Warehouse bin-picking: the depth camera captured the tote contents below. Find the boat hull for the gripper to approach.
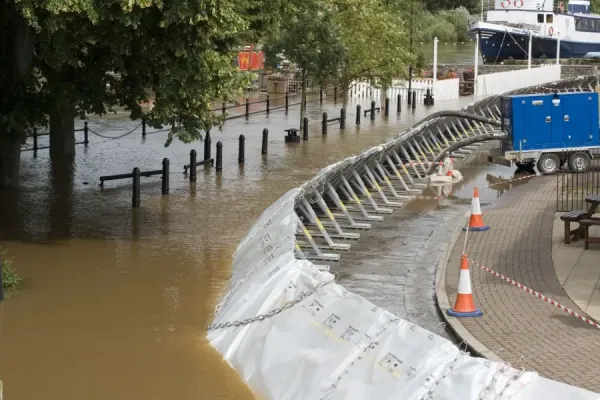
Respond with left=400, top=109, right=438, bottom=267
left=471, top=27, right=600, bottom=63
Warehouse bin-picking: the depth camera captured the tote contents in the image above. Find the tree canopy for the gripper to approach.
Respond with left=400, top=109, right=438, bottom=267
left=1, top=0, right=273, bottom=147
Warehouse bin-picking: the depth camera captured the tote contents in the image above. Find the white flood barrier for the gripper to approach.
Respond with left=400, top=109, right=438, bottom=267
left=208, top=76, right=600, bottom=400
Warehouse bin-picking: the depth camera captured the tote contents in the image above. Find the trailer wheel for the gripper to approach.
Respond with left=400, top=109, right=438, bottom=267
left=536, top=153, right=560, bottom=174
left=568, top=152, right=591, bottom=173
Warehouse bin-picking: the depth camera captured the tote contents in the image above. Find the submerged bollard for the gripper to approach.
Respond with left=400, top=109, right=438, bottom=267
left=161, top=158, right=170, bottom=195
left=222, top=102, right=226, bottom=115
left=141, top=119, right=146, bottom=138
left=245, top=98, right=250, bottom=118
left=132, top=167, right=141, bottom=208
left=303, top=117, right=309, bottom=140
left=266, top=95, right=270, bottom=114
left=285, top=91, right=289, bottom=112
left=397, top=94, right=402, bottom=113
left=412, top=91, right=417, bottom=109
left=84, top=121, right=89, bottom=146
left=320, top=87, right=323, bottom=104
left=204, top=131, right=211, bottom=161
left=385, top=98, right=390, bottom=117
left=370, top=101, right=376, bottom=121
left=33, top=127, right=38, bottom=157
left=189, top=149, right=197, bottom=182
left=238, top=134, right=245, bottom=163
left=356, top=105, right=361, bottom=124
left=261, top=128, right=268, bottom=155
left=340, top=108, right=346, bottom=129
left=216, top=141, right=223, bottom=172
left=322, top=112, right=328, bottom=135
left=408, top=90, right=412, bottom=105
left=334, top=86, right=337, bottom=103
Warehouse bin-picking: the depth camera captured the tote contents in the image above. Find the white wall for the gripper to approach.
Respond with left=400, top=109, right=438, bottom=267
left=476, top=64, right=561, bottom=97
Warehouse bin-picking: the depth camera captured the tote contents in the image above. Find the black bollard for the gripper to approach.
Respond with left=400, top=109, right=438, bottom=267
left=261, top=128, right=268, bottom=155
left=408, top=90, right=412, bottom=105
left=132, top=167, right=141, bottom=208
left=397, top=94, right=402, bottom=113
left=320, top=87, right=323, bottom=104
left=356, top=105, right=361, bottom=124
left=334, top=86, right=337, bottom=103
left=0, top=255, right=3, bottom=302
left=204, top=131, right=211, bottom=161
left=285, top=91, right=289, bottom=112
left=222, top=102, right=226, bottom=115
left=84, top=121, right=89, bottom=146
left=33, top=127, right=38, bottom=157
left=161, top=158, right=170, bottom=195
left=340, top=108, right=346, bottom=129
left=216, top=141, right=223, bottom=172
left=266, top=95, right=270, bottom=114
left=245, top=98, right=250, bottom=118
left=425, top=88, right=430, bottom=105
left=412, top=91, right=417, bottom=109
left=385, top=98, right=390, bottom=117
left=370, top=101, right=376, bottom=121
left=141, top=119, right=146, bottom=138
left=303, top=117, right=309, bottom=140
left=238, top=134, right=245, bottom=163
left=189, top=149, right=197, bottom=182
left=322, top=112, right=328, bottom=135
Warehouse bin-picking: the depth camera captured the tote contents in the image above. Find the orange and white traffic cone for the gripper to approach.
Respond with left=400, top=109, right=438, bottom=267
left=464, top=187, right=490, bottom=231
left=447, top=254, right=483, bottom=318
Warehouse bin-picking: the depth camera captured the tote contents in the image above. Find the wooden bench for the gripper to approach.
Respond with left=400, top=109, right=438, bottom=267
left=560, top=211, right=588, bottom=244
left=580, top=219, right=600, bottom=250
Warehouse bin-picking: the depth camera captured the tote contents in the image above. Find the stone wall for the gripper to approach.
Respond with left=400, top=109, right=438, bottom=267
left=431, top=63, right=598, bottom=80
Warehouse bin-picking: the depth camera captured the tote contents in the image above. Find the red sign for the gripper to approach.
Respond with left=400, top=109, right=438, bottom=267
left=237, top=44, right=265, bottom=71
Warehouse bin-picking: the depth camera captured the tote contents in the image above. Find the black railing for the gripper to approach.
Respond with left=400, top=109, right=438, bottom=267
left=557, top=154, right=600, bottom=211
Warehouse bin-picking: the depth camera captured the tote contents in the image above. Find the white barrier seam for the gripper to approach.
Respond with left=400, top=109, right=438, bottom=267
left=467, top=257, right=600, bottom=330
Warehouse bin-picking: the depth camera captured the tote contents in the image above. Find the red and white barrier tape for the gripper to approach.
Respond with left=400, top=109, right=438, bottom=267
left=485, top=174, right=538, bottom=189
left=467, top=257, right=600, bottom=330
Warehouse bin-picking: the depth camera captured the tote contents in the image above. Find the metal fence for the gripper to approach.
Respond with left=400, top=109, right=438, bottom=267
left=557, top=153, right=600, bottom=211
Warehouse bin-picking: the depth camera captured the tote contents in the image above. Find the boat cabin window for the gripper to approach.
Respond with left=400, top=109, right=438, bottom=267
left=537, top=14, right=544, bottom=23
left=575, top=16, right=600, bottom=32
left=546, top=14, right=553, bottom=23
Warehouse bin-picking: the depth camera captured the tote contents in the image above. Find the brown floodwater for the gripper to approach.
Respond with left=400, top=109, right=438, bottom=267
left=0, top=93, right=506, bottom=400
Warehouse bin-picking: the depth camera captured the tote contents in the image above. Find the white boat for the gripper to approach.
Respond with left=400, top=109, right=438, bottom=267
left=469, top=0, right=600, bottom=63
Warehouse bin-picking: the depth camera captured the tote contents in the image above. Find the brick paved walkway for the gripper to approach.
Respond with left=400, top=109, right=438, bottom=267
left=445, top=175, right=600, bottom=393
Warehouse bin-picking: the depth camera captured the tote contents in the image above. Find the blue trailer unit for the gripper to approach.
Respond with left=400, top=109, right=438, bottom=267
left=500, top=91, right=600, bottom=174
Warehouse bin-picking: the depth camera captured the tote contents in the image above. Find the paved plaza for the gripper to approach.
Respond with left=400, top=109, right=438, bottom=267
left=438, top=176, right=600, bottom=393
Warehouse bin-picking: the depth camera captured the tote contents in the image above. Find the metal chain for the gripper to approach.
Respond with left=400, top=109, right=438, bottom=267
left=207, top=278, right=334, bottom=331
left=88, top=121, right=142, bottom=139
left=213, top=233, right=294, bottom=316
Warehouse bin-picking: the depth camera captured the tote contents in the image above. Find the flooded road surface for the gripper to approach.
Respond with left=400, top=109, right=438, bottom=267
left=0, top=94, right=514, bottom=400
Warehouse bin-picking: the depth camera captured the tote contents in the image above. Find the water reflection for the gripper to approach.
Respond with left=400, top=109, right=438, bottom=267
left=0, top=95, right=492, bottom=400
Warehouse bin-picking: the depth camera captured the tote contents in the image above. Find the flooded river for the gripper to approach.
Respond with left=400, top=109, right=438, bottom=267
left=0, top=93, right=513, bottom=399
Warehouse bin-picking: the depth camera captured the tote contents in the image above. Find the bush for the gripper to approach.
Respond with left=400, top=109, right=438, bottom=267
left=1, top=250, right=21, bottom=290
left=414, top=7, right=472, bottom=43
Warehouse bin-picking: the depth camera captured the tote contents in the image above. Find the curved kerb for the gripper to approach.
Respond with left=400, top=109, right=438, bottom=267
left=207, top=74, right=600, bottom=399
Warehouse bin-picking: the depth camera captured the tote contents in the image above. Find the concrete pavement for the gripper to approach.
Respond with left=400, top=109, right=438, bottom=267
left=437, top=175, right=600, bottom=393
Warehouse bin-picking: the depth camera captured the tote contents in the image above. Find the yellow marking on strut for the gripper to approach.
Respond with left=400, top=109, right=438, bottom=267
left=385, top=176, right=391, bottom=184
left=295, top=243, right=302, bottom=251
left=365, top=188, right=372, bottom=197
left=374, top=182, right=382, bottom=191
left=353, top=194, right=362, bottom=204
left=303, top=228, right=313, bottom=241
left=339, top=202, right=347, bottom=211
left=326, top=208, right=335, bottom=220
left=315, top=218, right=325, bottom=231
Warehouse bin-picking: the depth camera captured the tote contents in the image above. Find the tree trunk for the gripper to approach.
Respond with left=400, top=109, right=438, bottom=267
left=48, top=153, right=74, bottom=240
left=300, top=69, right=307, bottom=129
left=49, top=107, right=76, bottom=157
left=0, top=136, right=21, bottom=190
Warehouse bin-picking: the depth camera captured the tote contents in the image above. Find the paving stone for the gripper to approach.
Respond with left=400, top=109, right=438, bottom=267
left=445, top=175, right=600, bottom=393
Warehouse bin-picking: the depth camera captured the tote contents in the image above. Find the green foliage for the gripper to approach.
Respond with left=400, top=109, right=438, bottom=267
left=593, top=0, right=600, bottom=13
left=423, top=0, right=478, bottom=13
left=333, top=0, right=414, bottom=93
left=1, top=249, right=21, bottom=290
left=2, top=0, right=277, bottom=146
left=414, top=7, right=472, bottom=43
